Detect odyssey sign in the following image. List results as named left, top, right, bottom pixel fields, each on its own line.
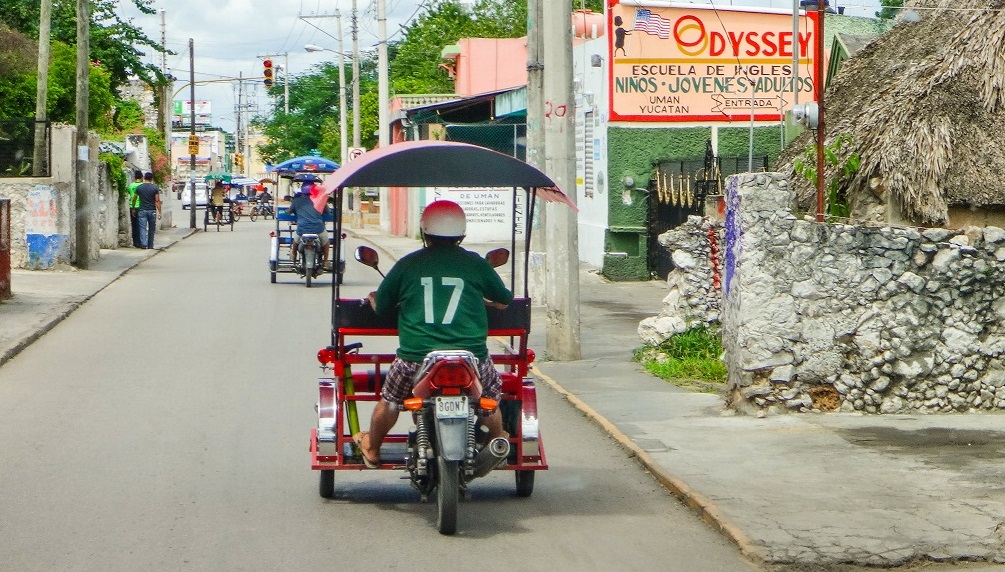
left=609, top=3, right=820, bottom=123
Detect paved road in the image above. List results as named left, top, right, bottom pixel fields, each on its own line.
left=0, top=210, right=756, bottom=571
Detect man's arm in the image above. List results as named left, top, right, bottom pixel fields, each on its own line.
left=155, top=191, right=162, bottom=218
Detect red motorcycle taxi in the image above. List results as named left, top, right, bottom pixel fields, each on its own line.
left=307, top=140, right=577, bottom=535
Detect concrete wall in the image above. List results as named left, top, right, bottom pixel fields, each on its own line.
left=0, top=125, right=117, bottom=269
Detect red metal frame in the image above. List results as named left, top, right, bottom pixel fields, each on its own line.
left=311, top=310, right=548, bottom=473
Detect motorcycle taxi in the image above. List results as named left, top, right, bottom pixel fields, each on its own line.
left=269, top=172, right=347, bottom=287
left=308, top=140, right=577, bottom=535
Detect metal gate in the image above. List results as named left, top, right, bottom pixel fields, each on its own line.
left=647, top=141, right=768, bottom=280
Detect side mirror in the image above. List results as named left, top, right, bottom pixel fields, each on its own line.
left=355, top=246, right=380, bottom=268
left=485, top=248, right=510, bottom=268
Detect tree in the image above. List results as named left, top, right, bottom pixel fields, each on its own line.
left=0, top=23, right=114, bottom=125
left=876, top=0, right=904, bottom=19
left=1, top=0, right=169, bottom=92
left=255, top=0, right=605, bottom=159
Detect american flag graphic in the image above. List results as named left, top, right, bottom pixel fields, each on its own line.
left=633, top=9, right=671, bottom=39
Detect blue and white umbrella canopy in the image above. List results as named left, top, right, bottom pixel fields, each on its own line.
left=271, top=156, right=339, bottom=178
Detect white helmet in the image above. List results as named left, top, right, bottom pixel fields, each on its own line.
left=421, top=200, right=466, bottom=238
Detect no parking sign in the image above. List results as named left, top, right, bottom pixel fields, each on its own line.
left=348, top=147, right=365, bottom=162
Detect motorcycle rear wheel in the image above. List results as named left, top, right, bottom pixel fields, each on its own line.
left=437, top=457, right=459, bottom=535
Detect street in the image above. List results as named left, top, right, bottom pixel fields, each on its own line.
left=0, top=206, right=757, bottom=572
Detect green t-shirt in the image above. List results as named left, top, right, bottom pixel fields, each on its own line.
left=374, top=244, right=514, bottom=362
left=127, top=181, right=142, bottom=209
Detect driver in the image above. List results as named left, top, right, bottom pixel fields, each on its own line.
left=354, top=200, right=513, bottom=468
left=288, top=181, right=330, bottom=270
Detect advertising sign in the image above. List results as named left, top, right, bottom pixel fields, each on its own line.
left=609, top=2, right=818, bottom=123
left=426, top=188, right=525, bottom=243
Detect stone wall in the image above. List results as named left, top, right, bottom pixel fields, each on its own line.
left=639, top=216, right=723, bottom=344
left=721, top=173, right=1005, bottom=415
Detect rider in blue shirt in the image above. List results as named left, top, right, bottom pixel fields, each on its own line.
left=288, top=182, right=330, bottom=268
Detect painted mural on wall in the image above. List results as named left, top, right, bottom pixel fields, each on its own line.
left=723, top=175, right=741, bottom=297
left=25, top=184, right=69, bottom=269
left=608, top=2, right=818, bottom=122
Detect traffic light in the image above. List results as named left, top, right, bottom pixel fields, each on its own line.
left=263, top=59, right=274, bottom=87
left=235, top=153, right=244, bottom=168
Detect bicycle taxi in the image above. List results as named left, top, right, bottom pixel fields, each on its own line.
left=308, top=140, right=577, bottom=532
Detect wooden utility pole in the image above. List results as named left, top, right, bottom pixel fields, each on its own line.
left=543, top=1, right=581, bottom=360
left=74, top=0, right=90, bottom=268
left=32, top=0, right=51, bottom=177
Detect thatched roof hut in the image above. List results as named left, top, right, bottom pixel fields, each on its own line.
left=776, top=0, right=1005, bottom=226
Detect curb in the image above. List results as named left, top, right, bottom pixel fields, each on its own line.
left=530, top=364, right=767, bottom=565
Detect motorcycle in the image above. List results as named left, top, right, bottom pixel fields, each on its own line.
left=296, top=233, right=324, bottom=287
left=251, top=199, right=274, bottom=221
left=354, top=245, right=512, bottom=534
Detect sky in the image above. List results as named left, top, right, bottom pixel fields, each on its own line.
left=117, top=0, right=884, bottom=132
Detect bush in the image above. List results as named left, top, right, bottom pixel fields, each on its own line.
left=633, top=326, right=727, bottom=393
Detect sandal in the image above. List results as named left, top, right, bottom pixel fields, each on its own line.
left=352, top=432, right=380, bottom=469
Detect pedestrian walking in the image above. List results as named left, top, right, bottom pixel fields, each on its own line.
left=135, top=172, right=162, bottom=249
left=127, top=170, right=143, bottom=247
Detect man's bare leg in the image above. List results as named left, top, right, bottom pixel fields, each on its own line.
left=481, top=409, right=505, bottom=441
left=359, top=399, right=399, bottom=462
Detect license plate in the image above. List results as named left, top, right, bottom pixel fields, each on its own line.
left=435, top=396, right=468, bottom=419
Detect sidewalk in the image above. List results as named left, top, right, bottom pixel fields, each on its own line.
left=5, top=224, right=1005, bottom=569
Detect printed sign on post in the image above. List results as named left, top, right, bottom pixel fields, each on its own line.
left=427, top=188, right=525, bottom=243
left=609, top=3, right=819, bottom=123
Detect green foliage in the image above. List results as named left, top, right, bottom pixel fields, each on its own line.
left=143, top=127, right=171, bottom=185
left=255, top=0, right=604, bottom=161
left=111, top=100, right=144, bottom=133
left=100, top=151, right=128, bottom=199
left=2, top=0, right=168, bottom=93
left=45, top=42, right=115, bottom=127
left=633, top=326, right=727, bottom=393
left=793, top=133, right=860, bottom=220
left=876, top=0, right=904, bottom=19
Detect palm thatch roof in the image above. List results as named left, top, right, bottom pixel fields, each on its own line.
left=776, top=0, right=1005, bottom=226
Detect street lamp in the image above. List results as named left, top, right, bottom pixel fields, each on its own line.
left=305, top=42, right=348, bottom=167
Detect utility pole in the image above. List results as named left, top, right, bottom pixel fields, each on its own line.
left=351, top=0, right=362, bottom=227
left=526, top=0, right=546, bottom=301
left=336, top=11, right=348, bottom=167
left=74, top=0, right=91, bottom=268
left=815, top=2, right=825, bottom=222
left=377, top=0, right=390, bottom=231
left=237, top=73, right=244, bottom=172
left=32, top=0, right=51, bottom=177
left=284, top=53, right=290, bottom=116
left=543, top=1, right=581, bottom=360
left=189, top=39, right=197, bottom=230
left=160, top=9, right=172, bottom=228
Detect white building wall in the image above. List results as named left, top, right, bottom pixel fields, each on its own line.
left=574, top=35, right=609, bottom=268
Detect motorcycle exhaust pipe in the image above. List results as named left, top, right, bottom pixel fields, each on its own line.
left=469, top=437, right=510, bottom=480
